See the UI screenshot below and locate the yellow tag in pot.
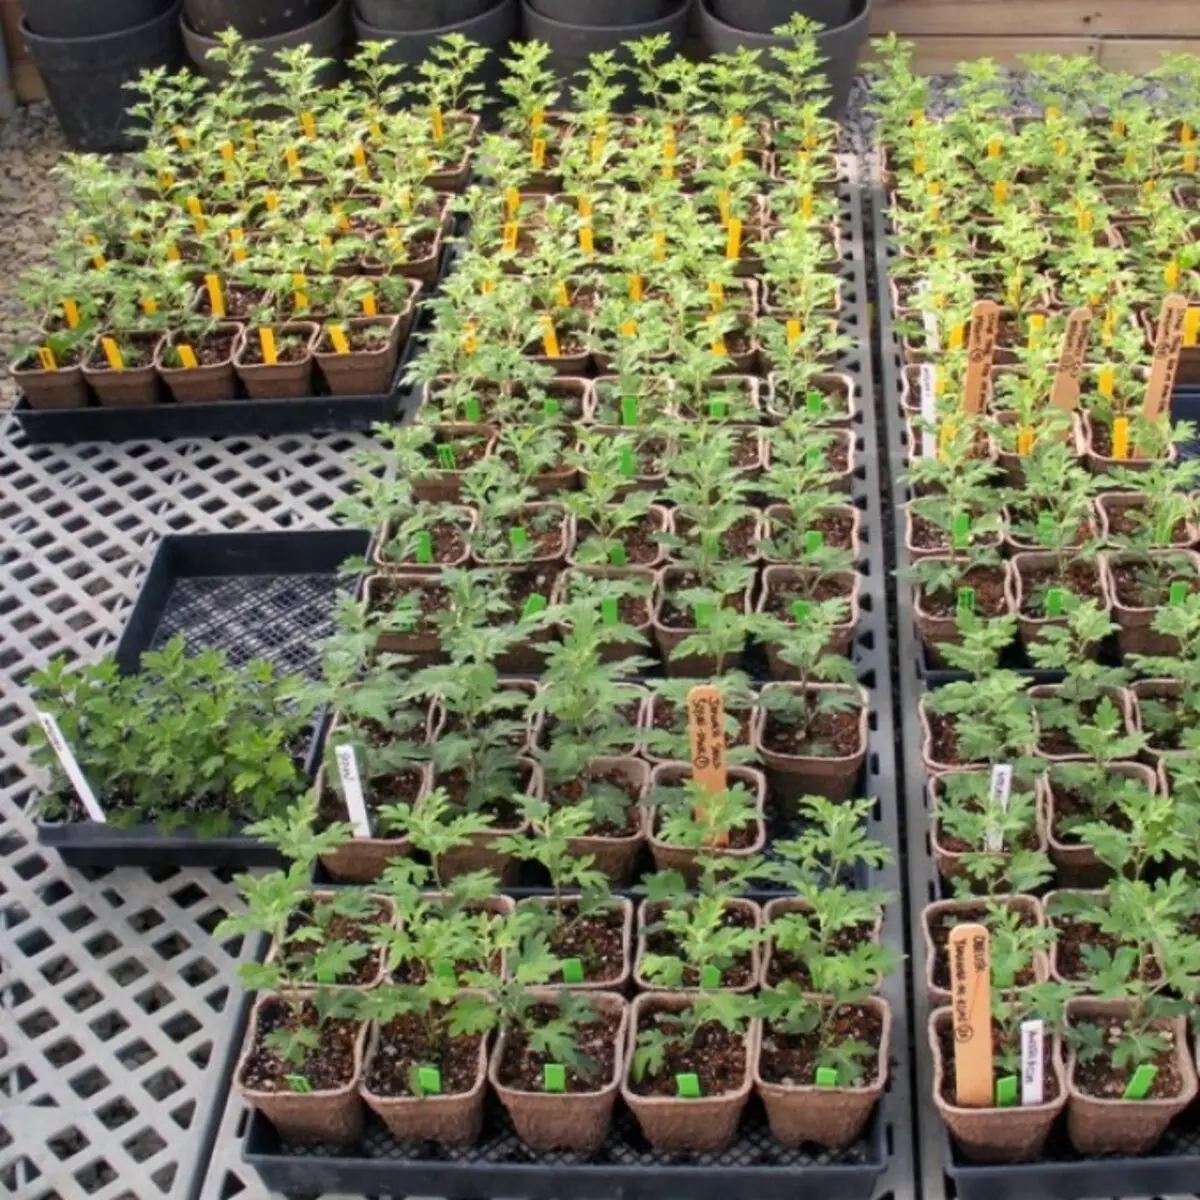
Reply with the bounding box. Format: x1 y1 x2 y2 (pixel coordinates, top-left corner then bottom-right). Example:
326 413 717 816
205 274 225 320
430 106 445 142
141 297 158 316
101 337 125 371
176 344 198 369
629 274 644 302
36 346 56 371
725 218 742 261
505 187 520 218
579 225 594 257
1112 416 1130 460
540 315 560 359
502 222 519 253
531 137 546 170
62 299 80 329
362 293 378 317
300 111 316 139
259 328 278 365
555 282 570 308
786 319 802 345
328 325 351 356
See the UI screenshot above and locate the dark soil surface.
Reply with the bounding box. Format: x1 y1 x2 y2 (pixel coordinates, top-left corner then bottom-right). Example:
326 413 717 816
937 1018 1060 1105
1137 692 1190 750
935 788 1039 853
170 330 236 367
576 512 664 565
767 509 857 552
383 519 468 566
657 571 742 630
201 283 267 319
653 698 753 751
929 905 1038 992
1109 561 1193 608
1071 1019 1183 1100
1050 777 1131 842
368 577 449 632
496 1004 621 1093
1007 517 1095 551
642 901 756 988
764 574 854 618
1036 696 1117 757
1102 505 1188 544
318 764 423 833
284 896 388 987
539 696 642 757
651 803 760 850
319 322 392 354
241 998 358 1093
488 567 560 625
761 1004 882 1087
364 1013 483 1097
240 333 310 366
1089 422 1164 462
533 900 628 983
627 1012 746 1098
546 765 642 836
426 429 491 470
766 918 876 988
918 565 1008 620
925 710 967 765
88 332 160 370
436 765 527 826
674 513 759 561
1051 913 1158 983
761 709 862 759
909 513 1001 553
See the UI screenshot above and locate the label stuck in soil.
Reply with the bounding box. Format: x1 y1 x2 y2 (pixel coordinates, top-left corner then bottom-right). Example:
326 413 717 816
948 922 993 1108
700 963 722 989
601 597 619 625
995 1075 1018 1107
1045 587 1064 617
1124 1064 1158 1100
687 685 729 845
919 364 937 458
815 1066 838 1087
334 744 371 838
675 1072 701 1098
1170 580 1189 605
544 1064 566 1093
983 760 1011 853
1051 307 1092 412
37 711 106 823
961 300 999 415
1020 1019 1044 1105
561 958 584 984
1141 294 1187 421
418 1065 442 1095
956 587 974 615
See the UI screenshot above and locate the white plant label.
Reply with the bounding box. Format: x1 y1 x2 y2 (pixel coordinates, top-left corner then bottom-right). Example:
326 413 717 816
334 744 371 838
920 364 937 458
37 711 106 823
1020 1019 1045 1106
984 763 1013 853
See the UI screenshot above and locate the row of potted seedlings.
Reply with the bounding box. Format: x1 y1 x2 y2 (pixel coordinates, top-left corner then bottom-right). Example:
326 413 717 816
872 42 1200 1172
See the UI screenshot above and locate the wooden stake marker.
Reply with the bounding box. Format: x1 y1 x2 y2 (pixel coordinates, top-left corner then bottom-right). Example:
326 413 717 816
961 301 999 415
686 685 728 847
948 923 994 1108
1142 294 1187 422
1050 307 1093 412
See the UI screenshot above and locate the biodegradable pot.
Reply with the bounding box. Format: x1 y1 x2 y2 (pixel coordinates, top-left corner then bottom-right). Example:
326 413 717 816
234 322 319 399
635 896 762 993
621 992 760 1153
569 504 673 571
697 0 870 117
155 324 243 403
1044 889 1163 987
757 565 860 667
1007 550 1113 653
765 370 858 425
646 762 767 881
761 503 862 565
314 316 403 397
921 896 1047 1006
756 995 890 1149
412 424 500 503
1080 411 1175 475
913 561 1017 666
235 993 367 1145
1030 683 1135 764
1046 761 1156 887
560 567 656 665
358 0 493 26
761 897 883 990
753 682 868 805
523 896 635 989
1096 490 1196 551
1101 550 1200 658
263 892 393 990
491 990 629 1152
363 574 446 663
421 113 481 191
371 506 478 576
929 1007 1067 1163
1065 997 1198 1156
473 503 574 568
651 568 753 677
12 358 90 409
182 0 347 83
22 4 185 152
561 754 650 884
1131 678 1189 769
82 333 164 407
360 1019 488 1145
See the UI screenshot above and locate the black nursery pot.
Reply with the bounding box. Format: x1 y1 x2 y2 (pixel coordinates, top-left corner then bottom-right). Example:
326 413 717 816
183 0 334 37
355 0 496 27
526 0 665 23
23 0 174 38
711 0 852 32
22 2 185 152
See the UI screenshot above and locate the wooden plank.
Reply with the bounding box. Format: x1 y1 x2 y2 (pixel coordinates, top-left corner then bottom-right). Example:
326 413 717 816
12 59 45 104
2 0 27 61
861 34 1099 74
872 0 1200 40
1095 37 1200 71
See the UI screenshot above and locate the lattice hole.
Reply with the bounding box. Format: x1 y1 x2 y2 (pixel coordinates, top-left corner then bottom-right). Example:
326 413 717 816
18 1009 58 1038
47 1126 90 1161
89 1010 130 1042
68 1066 109 1099
0 1155 41 1191
65 983 104 1013
46 1037 83 1066
115 1038 154 1070
74 1156 118 1193
144 1067 185 1101
96 1098 137 1131
162 1012 201 1043
123 1126 168 1164
135 984 174 1015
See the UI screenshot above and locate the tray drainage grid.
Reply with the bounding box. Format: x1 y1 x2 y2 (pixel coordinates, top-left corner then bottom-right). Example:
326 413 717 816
193 152 918 1200
0 417 359 1200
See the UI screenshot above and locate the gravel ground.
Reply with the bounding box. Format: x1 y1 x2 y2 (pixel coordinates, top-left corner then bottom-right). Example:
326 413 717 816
0 102 66 406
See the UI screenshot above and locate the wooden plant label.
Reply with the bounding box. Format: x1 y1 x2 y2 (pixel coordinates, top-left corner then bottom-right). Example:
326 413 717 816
686 684 729 847
1050 307 1092 412
334 744 371 838
948 923 993 1108
38 711 106 823
961 301 1000 415
1020 1019 1045 1105
1141 294 1188 421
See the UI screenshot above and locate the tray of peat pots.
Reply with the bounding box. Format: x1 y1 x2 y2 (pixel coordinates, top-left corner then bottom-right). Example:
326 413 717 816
13 276 429 443
31 528 368 869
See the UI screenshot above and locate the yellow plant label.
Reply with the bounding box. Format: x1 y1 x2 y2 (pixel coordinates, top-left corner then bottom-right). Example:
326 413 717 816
578 195 593 219
1098 365 1115 397
531 107 545 132
686 685 729 846
141 296 157 316
36 346 56 371
1185 308 1200 347
531 136 547 170
913 155 926 175
352 144 368 176
300 111 316 139
220 140 234 162
505 186 519 218
579 225 595 256
1187 152 1199 174
662 129 676 179
1112 416 1130 459
933 365 944 396
174 126 191 150
786 319 802 346
463 323 478 353
1165 261 1181 288
911 109 925 126
708 280 724 310
1053 137 1066 157
431 106 445 142
329 325 351 355
265 191 278 212
725 218 742 260
1076 207 1093 233
717 188 731 226
1113 117 1126 136
552 281 570 308
1028 313 1045 346
948 924 994 1108
993 180 1008 204
205 274 225 319
629 274 644 302
480 279 495 295
987 135 1002 158
362 293 377 317
62 299 80 329
653 230 667 261
292 272 308 311
1182 123 1195 145
938 419 957 460
590 133 604 162
927 180 942 198
1017 425 1034 456
176 344 199 369
1045 105 1061 120
101 337 125 371
540 315 561 359
801 189 813 219
285 147 300 174
711 337 727 357
259 327 278 365
166 242 180 262
620 319 637 338
370 121 384 142
158 169 174 190
336 209 350 232
949 323 964 351
502 221 519 253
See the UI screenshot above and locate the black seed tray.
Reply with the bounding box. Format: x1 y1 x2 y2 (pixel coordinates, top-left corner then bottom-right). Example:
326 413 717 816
870 157 1200 1200
36 528 369 870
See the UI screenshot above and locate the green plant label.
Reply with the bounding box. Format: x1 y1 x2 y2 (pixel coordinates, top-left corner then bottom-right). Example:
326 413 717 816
542 397 560 419
414 531 434 564
464 397 481 423
284 1074 313 1094
621 396 638 426
805 389 824 416
521 593 547 620
418 1065 442 1095
700 963 721 989
815 1066 839 1088
703 534 721 556
807 445 822 469
804 530 824 554
995 1075 1018 1108
790 599 812 623
957 586 975 615
544 1064 567 1093
1123 1064 1157 1100
618 446 637 477
436 444 456 470
434 960 456 982
1170 580 1189 606
709 399 726 419
561 957 585 983
1045 587 1064 618
601 598 619 626
1036 512 1055 546
510 527 528 552
951 512 971 550
692 603 714 629
608 543 628 567
675 1072 702 1098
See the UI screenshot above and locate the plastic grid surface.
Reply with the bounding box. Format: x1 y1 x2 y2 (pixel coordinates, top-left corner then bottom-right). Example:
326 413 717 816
0 425 372 1200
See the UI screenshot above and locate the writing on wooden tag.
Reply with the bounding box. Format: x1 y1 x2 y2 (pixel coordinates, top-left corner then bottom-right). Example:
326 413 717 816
1141 294 1188 421
38 711 106 823
334 744 371 838
687 685 728 847
961 301 1000 415
948 923 993 1108
1050 307 1092 412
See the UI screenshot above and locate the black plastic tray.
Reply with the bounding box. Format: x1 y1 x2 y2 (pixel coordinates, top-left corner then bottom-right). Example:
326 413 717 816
870 159 1200 1200
35 528 369 869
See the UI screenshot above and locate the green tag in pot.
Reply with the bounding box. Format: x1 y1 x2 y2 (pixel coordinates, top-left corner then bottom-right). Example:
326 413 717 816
790 599 812 622
1036 512 1055 546
1123 1064 1157 1100
807 445 822 469
414 531 433 564
561 957 584 984
957 586 975 615
709 398 726 419
510 527 528 552
417 1065 442 1095
601 598 619 626
618 446 637 477
434 960 456 982
951 512 970 550
543 397 560 419
621 396 638 426
609 543 628 567
464 396 481 423
804 529 824 554
805 389 824 416
693 603 714 629
285 1074 313 1094
544 1064 567 1093
1045 587 1064 618
995 1075 1018 1108
521 593 547 620
815 1067 839 1088
700 963 721 989
436 444 456 470
675 1073 702 1098
1170 580 1189 606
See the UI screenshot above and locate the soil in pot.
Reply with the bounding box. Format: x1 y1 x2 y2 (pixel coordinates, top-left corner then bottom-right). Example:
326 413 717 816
376 509 475 571
527 898 631 986
241 997 360 1093
495 1002 623 1092
760 1000 882 1087
364 1012 485 1101
315 317 401 396
674 513 761 562
1034 692 1130 758
626 1011 747 1099
574 508 668 567
926 900 1043 997
1050 910 1158 986
763 505 858 555
84 331 163 405
1015 558 1105 616
935 1017 1061 1108
157 324 241 402
647 694 754 761
13 346 90 409
640 900 759 989
758 705 863 760
316 762 426 882
282 895 390 988
918 565 1009 621
545 765 643 838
